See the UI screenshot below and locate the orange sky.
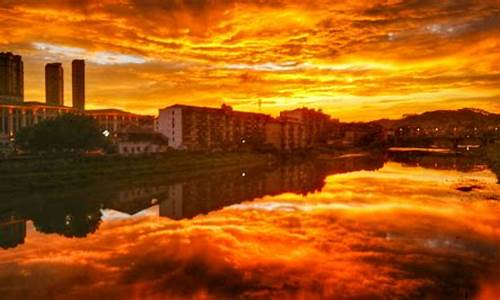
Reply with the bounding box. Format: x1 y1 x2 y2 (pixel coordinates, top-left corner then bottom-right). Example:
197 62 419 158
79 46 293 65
0 0 499 121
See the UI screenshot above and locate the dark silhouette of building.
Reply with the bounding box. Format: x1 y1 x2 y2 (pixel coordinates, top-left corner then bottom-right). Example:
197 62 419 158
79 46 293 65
0 52 23 103
45 63 64 106
72 59 85 110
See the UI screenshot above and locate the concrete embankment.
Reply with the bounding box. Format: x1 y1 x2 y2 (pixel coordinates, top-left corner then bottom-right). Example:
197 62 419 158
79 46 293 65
0 152 276 192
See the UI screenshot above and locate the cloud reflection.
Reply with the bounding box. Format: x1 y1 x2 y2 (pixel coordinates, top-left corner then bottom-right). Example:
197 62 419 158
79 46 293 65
0 162 499 299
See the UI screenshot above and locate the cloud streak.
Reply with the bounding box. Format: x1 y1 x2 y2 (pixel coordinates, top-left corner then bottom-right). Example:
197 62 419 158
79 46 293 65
33 42 147 64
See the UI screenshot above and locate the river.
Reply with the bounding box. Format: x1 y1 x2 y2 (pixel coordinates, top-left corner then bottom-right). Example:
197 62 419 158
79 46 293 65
1 153 499 299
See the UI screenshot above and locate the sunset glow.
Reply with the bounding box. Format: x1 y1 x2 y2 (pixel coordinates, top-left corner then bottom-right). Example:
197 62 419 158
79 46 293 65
1 0 499 119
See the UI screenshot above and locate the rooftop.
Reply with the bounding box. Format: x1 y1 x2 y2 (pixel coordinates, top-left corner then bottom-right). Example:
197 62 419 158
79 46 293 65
86 109 149 116
0 52 22 59
162 104 270 118
163 104 224 113
0 100 74 110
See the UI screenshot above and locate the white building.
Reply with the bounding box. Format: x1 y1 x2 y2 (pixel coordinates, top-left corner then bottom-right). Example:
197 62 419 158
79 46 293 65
115 128 168 155
158 105 184 149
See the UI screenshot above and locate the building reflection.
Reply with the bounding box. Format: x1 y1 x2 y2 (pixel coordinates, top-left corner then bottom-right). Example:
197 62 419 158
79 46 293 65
388 152 489 172
0 211 26 249
158 155 386 220
158 162 329 220
3 153 491 250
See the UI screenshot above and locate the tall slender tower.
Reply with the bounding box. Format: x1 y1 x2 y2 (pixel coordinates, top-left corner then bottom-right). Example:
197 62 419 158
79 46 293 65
72 59 85 111
0 52 24 103
45 63 64 106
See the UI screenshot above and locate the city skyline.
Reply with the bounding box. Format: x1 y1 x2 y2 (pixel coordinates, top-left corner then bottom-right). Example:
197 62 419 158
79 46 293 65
0 1 499 121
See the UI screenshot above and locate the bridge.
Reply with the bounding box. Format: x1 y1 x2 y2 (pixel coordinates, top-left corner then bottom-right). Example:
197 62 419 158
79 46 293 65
391 134 498 150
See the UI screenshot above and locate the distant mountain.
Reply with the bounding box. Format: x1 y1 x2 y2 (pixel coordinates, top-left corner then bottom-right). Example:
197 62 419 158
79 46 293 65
374 108 500 128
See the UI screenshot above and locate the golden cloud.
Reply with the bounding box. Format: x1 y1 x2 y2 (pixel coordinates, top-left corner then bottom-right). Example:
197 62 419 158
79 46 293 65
0 0 499 120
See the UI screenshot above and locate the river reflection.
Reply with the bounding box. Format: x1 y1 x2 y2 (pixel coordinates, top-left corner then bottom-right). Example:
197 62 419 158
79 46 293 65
0 154 499 299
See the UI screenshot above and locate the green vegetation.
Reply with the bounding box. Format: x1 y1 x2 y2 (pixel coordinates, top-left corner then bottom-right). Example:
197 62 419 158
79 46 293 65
485 143 500 183
0 152 275 192
15 114 110 153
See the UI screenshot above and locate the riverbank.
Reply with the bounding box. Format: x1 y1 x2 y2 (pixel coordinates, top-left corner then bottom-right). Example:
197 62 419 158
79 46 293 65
0 152 276 192
4 145 498 193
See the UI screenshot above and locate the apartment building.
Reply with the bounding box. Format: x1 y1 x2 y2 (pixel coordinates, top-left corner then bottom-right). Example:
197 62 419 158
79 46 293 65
158 104 272 151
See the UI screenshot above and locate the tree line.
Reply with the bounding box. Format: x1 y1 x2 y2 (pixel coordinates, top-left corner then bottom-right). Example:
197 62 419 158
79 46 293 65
15 114 111 154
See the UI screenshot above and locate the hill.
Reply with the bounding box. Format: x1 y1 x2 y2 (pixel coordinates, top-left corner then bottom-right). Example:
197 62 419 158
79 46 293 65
374 108 500 128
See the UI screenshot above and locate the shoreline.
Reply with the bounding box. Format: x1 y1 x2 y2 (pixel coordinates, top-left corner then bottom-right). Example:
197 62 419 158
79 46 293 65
2 145 499 193
0 152 277 192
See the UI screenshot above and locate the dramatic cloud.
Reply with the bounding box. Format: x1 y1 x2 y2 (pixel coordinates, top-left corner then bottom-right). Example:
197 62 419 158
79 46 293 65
0 0 499 119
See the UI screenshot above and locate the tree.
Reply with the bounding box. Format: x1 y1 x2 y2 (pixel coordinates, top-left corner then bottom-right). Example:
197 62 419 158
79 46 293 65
15 114 110 153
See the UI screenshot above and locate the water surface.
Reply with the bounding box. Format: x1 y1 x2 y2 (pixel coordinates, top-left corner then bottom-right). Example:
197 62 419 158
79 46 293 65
1 154 499 299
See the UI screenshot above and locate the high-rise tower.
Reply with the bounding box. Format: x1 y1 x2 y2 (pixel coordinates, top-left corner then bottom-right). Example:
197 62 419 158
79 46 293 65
0 52 24 103
45 63 64 106
72 59 85 110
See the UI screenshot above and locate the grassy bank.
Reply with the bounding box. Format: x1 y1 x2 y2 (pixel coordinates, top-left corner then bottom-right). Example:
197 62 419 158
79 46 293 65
485 143 500 183
0 152 276 192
